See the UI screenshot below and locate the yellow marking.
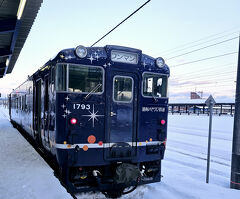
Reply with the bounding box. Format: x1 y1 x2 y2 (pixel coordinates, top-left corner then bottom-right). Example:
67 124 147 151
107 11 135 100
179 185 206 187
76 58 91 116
63 141 67 144
139 142 142 146
80 176 87 179
146 140 148 143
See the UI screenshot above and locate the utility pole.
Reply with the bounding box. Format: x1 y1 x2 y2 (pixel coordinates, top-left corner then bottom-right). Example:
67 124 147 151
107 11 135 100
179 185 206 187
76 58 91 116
231 34 240 189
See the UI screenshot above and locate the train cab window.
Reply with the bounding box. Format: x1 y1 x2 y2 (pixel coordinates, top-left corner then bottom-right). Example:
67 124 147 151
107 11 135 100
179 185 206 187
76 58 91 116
142 73 168 98
113 76 133 102
68 64 103 93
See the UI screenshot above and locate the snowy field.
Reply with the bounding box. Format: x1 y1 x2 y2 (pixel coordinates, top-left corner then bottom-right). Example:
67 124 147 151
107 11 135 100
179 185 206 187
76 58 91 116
0 106 239 199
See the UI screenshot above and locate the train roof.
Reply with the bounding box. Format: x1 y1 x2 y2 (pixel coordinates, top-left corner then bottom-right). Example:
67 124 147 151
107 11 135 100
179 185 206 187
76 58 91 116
37 45 170 77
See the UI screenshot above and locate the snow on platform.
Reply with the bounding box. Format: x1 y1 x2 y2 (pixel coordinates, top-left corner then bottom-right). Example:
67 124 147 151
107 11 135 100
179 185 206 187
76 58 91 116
0 105 239 199
0 107 72 199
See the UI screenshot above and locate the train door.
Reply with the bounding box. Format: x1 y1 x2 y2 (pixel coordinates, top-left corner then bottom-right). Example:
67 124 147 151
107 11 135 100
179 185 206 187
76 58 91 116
34 79 42 140
106 71 138 159
43 75 50 147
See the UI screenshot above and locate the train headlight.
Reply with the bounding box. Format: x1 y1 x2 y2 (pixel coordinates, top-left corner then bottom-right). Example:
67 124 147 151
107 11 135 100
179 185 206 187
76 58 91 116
75 45 88 58
156 57 165 68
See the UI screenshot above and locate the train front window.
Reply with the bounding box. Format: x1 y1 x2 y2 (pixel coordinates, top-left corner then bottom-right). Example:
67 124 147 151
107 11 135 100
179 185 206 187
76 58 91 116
68 64 103 93
113 76 133 102
142 73 168 98
56 64 103 93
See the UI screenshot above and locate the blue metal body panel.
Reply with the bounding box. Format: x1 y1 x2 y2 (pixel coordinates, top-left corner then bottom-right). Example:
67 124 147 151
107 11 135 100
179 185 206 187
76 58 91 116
10 45 170 192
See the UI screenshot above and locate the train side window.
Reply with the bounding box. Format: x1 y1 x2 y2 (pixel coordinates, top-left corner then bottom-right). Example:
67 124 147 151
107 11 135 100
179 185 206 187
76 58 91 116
50 66 55 93
24 94 27 110
29 87 32 94
44 76 49 111
19 97 21 110
113 76 133 103
56 64 67 91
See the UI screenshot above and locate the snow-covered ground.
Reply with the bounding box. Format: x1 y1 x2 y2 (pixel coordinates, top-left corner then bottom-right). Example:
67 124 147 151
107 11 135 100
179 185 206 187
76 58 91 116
0 107 72 199
0 106 239 199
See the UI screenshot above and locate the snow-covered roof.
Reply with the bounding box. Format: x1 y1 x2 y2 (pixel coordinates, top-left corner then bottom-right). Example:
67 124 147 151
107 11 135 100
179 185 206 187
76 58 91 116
169 98 235 105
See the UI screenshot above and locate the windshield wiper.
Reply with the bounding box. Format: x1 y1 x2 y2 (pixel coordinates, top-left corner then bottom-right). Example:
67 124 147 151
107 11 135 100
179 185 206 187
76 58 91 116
147 87 158 103
84 83 102 101
151 91 158 103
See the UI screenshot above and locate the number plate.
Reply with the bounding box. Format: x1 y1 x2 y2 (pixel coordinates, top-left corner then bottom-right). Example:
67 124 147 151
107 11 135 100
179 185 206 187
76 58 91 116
111 50 138 64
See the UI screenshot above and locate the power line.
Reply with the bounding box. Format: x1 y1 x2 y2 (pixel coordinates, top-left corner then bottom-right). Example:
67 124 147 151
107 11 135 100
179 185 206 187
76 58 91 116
166 36 239 60
160 27 240 54
172 70 236 79
171 80 235 89
162 31 239 56
173 70 236 80
171 52 238 68
171 62 235 75
171 78 236 85
91 0 151 47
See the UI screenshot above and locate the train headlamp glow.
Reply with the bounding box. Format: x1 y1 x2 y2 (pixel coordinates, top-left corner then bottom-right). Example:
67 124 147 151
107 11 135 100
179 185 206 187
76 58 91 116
156 57 165 68
75 45 88 58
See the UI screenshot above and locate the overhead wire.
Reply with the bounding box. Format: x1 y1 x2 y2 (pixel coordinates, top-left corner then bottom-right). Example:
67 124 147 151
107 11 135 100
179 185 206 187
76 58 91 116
166 36 238 60
91 0 151 47
171 62 235 75
173 69 236 78
160 27 240 55
162 31 239 57
171 51 238 68
173 73 236 83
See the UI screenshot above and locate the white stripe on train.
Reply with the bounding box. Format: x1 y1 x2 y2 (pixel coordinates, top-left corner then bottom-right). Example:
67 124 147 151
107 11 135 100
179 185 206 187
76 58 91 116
55 141 164 149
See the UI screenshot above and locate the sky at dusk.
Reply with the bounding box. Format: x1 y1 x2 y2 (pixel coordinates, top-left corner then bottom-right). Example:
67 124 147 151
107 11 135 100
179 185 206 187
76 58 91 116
0 0 239 101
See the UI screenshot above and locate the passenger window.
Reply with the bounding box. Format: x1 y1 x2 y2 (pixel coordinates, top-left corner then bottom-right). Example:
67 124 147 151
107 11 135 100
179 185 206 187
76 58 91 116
113 76 133 102
56 64 67 91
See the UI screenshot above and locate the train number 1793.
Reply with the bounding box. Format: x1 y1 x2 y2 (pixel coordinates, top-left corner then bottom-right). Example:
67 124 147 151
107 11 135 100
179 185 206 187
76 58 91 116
73 104 91 110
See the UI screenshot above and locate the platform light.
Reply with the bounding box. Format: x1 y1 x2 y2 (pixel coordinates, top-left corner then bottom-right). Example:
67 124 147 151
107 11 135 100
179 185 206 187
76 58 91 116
75 45 88 58
156 57 165 68
17 0 27 20
70 118 77 125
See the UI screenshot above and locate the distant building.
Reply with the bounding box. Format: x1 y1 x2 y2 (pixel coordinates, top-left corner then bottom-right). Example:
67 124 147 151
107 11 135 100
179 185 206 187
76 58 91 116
190 92 201 99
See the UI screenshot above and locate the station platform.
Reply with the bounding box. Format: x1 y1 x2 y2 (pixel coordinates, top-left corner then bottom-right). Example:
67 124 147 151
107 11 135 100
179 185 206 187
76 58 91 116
0 106 71 199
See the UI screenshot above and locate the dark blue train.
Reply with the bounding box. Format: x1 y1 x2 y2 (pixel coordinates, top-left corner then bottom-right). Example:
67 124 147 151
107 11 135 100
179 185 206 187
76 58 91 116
9 45 170 197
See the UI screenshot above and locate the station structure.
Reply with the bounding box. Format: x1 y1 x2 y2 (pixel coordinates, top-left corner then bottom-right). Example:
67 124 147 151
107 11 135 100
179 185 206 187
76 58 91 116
169 99 235 116
0 0 42 78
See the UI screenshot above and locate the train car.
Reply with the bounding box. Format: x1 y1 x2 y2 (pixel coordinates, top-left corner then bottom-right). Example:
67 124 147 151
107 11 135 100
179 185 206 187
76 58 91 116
9 45 170 197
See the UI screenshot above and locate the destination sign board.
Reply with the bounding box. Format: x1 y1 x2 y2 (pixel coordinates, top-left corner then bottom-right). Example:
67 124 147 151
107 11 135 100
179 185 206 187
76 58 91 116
111 50 138 64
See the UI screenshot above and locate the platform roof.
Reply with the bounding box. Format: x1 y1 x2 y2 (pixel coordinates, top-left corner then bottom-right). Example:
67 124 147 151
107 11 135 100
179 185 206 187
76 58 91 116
0 0 42 78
